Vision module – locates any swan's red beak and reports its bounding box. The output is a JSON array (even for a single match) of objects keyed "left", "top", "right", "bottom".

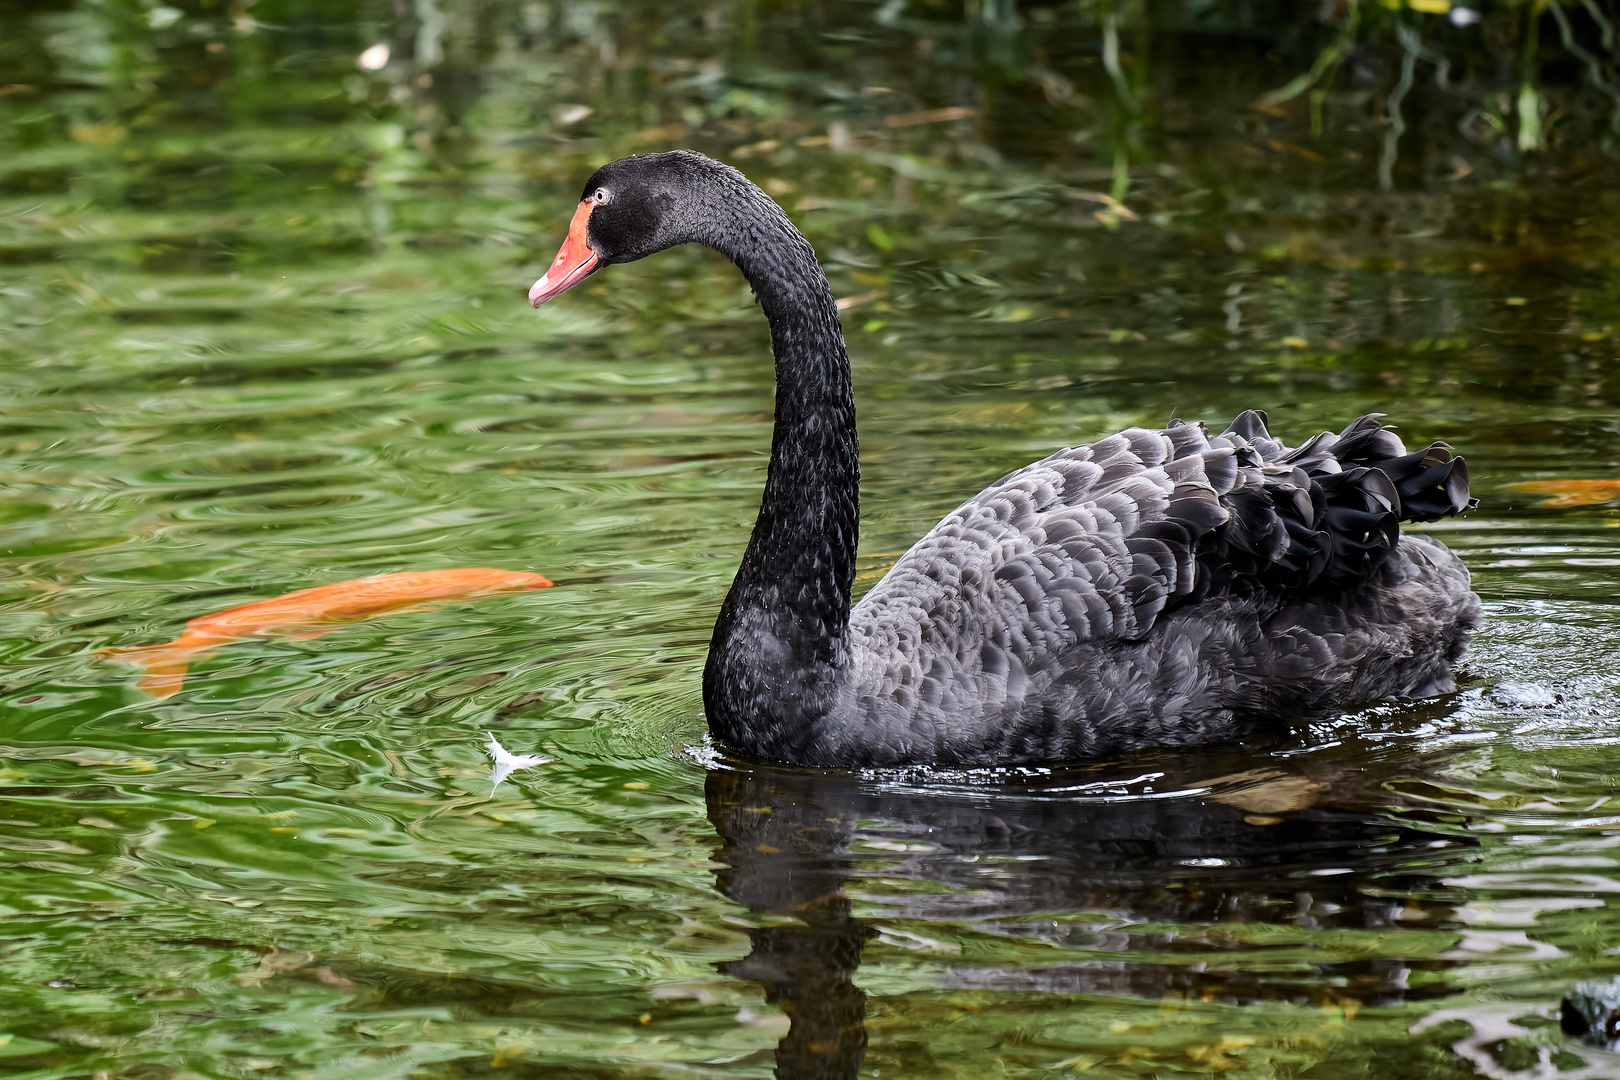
[{"left": 529, "top": 200, "right": 600, "bottom": 307}]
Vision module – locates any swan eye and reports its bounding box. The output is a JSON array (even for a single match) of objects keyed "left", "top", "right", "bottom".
[{"left": 591, "top": 188, "right": 612, "bottom": 206}]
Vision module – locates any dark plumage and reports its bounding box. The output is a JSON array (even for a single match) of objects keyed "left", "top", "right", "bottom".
[{"left": 530, "top": 150, "right": 1481, "bottom": 767}]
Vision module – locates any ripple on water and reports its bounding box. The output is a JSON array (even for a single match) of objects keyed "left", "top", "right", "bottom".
[{"left": 5, "top": 0, "right": 1620, "bottom": 1074}]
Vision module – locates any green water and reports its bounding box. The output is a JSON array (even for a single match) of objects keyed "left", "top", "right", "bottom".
[{"left": 4, "top": 1, "right": 1620, "bottom": 1076}]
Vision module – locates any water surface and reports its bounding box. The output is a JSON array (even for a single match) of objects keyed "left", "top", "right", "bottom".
[{"left": 3, "top": 1, "right": 1620, "bottom": 1076}]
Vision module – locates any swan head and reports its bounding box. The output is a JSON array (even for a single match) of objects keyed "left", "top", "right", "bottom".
[{"left": 530, "top": 150, "right": 728, "bottom": 307}]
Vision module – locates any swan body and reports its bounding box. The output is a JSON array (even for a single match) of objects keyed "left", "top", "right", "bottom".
[
  {"left": 831, "top": 418, "right": 1476, "bottom": 764},
  {"left": 531, "top": 150, "right": 1479, "bottom": 767}
]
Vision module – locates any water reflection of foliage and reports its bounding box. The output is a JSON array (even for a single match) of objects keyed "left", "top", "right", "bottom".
[
  {"left": 15, "top": 2, "right": 1620, "bottom": 184},
  {"left": 6, "top": 0, "right": 1620, "bottom": 563}
]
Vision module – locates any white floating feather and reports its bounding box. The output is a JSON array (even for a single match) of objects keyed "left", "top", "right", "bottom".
[{"left": 487, "top": 733, "right": 550, "bottom": 789}]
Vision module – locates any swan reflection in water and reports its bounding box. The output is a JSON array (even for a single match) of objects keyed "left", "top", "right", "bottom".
[{"left": 705, "top": 748, "right": 1477, "bottom": 1079}]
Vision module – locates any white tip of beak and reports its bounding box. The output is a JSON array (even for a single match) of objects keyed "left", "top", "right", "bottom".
[{"left": 528, "top": 276, "right": 551, "bottom": 308}]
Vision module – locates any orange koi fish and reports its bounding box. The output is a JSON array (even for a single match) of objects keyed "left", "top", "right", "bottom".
[
  {"left": 1506, "top": 479, "right": 1620, "bottom": 509},
  {"left": 102, "top": 568, "right": 553, "bottom": 697}
]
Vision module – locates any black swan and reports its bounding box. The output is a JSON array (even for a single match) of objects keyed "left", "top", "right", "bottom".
[{"left": 529, "top": 150, "right": 1479, "bottom": 767}]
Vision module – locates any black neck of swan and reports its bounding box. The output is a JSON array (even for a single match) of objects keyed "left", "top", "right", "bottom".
[{"left": 701, "top": 183, "right": 859, "bottom": 759}]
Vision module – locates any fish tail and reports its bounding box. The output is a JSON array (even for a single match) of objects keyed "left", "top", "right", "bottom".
[{"left": 100, "top": 637, "right": 221, "bottom": 698}]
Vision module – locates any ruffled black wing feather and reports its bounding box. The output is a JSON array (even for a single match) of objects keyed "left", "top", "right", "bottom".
[{"left": 1198, "top": 410, "right": 1474, "bottom": 598}]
